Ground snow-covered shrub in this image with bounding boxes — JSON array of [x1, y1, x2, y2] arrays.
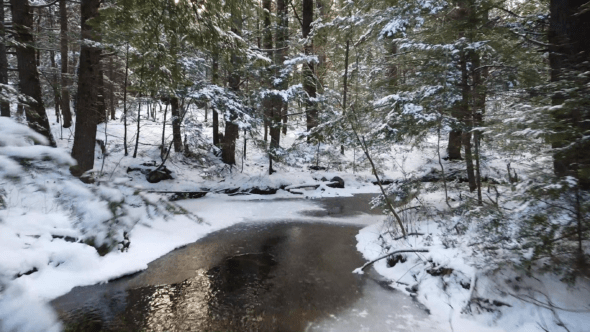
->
[[0, 117, 75, 178], [0, 117, 198, 256]]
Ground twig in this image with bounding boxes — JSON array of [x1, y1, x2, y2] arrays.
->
[[393, 232, 424, 241]]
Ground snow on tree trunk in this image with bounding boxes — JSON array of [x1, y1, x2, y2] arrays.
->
[[302, 0, 317, 136]]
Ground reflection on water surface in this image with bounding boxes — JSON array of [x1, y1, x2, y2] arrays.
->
[[54, 195, 432, 332]]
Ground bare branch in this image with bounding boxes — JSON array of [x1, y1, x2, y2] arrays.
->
[[354, 249, 430, 273]]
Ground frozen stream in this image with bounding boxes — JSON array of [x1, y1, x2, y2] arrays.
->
[[51, 195, 440, 331]]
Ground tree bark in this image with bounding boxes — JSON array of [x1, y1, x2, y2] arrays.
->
[[277, 0, 289, 135], [471, 51, 485, 205], [96, 68, 107, 123], [212, 50, 220, 147], [341, 39, 350, 155], [0, 4, 10, 117], [59, 0, 73, 127], [222, 6, 241, 165], [70, 0, 102, 176], [123, 43, 129, 156], [262, 0, 272, 143], [109, 56, 115, 120], [549, 0, 590, 189], [459, 50, 476, 192], [49, 10, 60, 122], [171, 96, 183, 152], [50, 48, 61, 123], [10, 0, 56, 146], [161, 102, 168, 160], [302, 0, 317, 136], [448, 130, 462, 160]]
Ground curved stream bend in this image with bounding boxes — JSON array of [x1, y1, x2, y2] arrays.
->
[[52, 195, 435, 332]]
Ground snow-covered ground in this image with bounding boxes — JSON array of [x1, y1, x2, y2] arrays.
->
[[1, 105, 589, 331]]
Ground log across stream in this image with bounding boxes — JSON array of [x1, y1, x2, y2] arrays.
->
[[52, 194, 438, 332]]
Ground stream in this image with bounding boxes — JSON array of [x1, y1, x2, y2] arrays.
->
[[51, 194, 437, 331]]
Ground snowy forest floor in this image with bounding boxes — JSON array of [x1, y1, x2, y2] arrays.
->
[[0, 105, 589, 332]]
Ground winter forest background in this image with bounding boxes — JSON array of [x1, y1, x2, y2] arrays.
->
[[0, 0, 590, 331]]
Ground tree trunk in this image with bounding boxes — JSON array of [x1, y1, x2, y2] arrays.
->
[[123, 43, 129, 156], [262, 0, 281, 173], [161, 102, 168, 160], [262, 0, 272, 143], [49, 10, 60, 122], [171, 96, 183, 153], [212, 50, 220, 147], [471, 51, 485, 205], [462, 131, 477, 192], [549, 0, 590, 189], [0, 4, 10, 117], [50, 49, 61, 123], [35, 8, 41, 67], [222, 6, 241, 165], [341, 39, 350, 155], [10, 0, 56, 146], [277, 0, 289, 135], [459, 50, 476, 192], [97, 68, 107, 123], [59, 0, 73, 127], [70, 0, 101, 176], [315, 0, 328, 93], [302, 0, 317, 136], [448, 130, 462, 160], [109, 56, 115, 120], [133, 96, 141, 158]]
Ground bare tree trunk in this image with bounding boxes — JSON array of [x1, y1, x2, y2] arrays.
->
[[549, 0, 590, 189], [262, 0, 281, 173], [302, 0, 317, 136], [97, 68, 107, 123], [277, 0, 289, 135], [262, 0, 272, 143], [459, 50, 476, 192], [10, 0, 56, 146], [212, 50, 220, 147], [70, 0, 102, 176], [133, 96, 141, 158], [471, 51, 485, 205], [109, 56, 115, 120], [448, 130, 462, 160], [50, 48, 61, 122], [222, 6, 241, 165], [59, 0, 73, 127], [171, 96, 183, 152], [161, 102, 168, 160], [35, 8, 41, 67], [123, 43, 129, 156], [0, 4, 10, 117], [341, 39, 350, 155]]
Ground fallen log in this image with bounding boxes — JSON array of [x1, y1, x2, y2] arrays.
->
[[353, 248, 429, 274], [147, 191, 208, 201], [284, 183, 321, 191]]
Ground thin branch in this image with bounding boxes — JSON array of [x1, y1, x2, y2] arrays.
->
[[393, 232, 424, 241], [508, 29, 552, 47], [354, 249, 430, 273], [491, 6, 524, 19], [289, 0, 303, 29]]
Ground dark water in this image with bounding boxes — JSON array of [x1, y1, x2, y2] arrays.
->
[[51, 195, 432, 332]]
